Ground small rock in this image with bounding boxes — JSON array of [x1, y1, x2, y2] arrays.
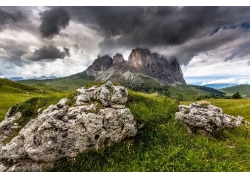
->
[[175, 101, 248, 135]]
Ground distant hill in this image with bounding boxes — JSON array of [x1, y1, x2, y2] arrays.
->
[[20, 71, 226, 101], [221, 84, 250, 98], [19, 73, 95, 91], [0, 78, 42, 94]]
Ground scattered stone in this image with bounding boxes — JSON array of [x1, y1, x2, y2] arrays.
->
[[0, 81, 137, 171], [175, 101, 248, 135]]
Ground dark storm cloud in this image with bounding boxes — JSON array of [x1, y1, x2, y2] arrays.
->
[[23, 45, 70, 61], [66, 7, 250, 47], [0, 8, 25, 30], [39, 7, 70, 39]]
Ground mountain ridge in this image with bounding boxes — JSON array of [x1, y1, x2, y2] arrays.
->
[[84, 47, 186, 85]]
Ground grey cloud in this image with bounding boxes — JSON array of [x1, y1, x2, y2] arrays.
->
[[65, 7, 250, 50], [152, 28, 242, 64], [39, 7, 70, 39], [0, 8, 25, 30], [224, 53, 237, 61], [23, 45, 70, 61], [63, 47, 70, 56], [74, 44, 79, 53], [0, 39, 29, 66], [224, 42, 250, 61]]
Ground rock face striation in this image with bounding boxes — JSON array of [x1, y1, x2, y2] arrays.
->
[[0, 81, 137, 172], [84, 47, 186, 85], [175, 101, 248, 135]]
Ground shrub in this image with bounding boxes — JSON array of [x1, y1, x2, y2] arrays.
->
[[232, 91, 242, 99]]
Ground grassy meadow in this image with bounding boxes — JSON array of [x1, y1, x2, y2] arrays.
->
[[49, 92, 250, 172], [1, 78, 250, 172]]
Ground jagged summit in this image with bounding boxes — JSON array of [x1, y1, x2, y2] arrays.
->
[[84, 47, 186, 85]]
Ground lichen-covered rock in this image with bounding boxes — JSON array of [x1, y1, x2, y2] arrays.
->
[[0, 81, 137, 171], [175, 101, 248, 135]]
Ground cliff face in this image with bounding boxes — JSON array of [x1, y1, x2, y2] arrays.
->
[[85, 55, 113, 77], [124, 47, 186, 84], [84, 47, 186, 85]]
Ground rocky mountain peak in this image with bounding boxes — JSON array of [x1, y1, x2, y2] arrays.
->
[[84, 55, 113, 77], [113, 53, 125, 64], [128, 47, 153, 68], [84, 47, 186, 85]]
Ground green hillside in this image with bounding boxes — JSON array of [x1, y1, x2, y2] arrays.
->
[[221, 84, 250, 98], [107, 74, 225, 101], [0, 78, 47, 121], [19, 73, 95, 91], [19, 72, 228, 101], [0, 78, 42, 94]]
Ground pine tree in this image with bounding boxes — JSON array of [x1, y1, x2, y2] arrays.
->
[[232, 91, 242, 99]]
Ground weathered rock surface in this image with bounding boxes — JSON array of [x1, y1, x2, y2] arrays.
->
[[175, 101, 248, 135], [84, 47, 186, 85], [76, 81, 127, 109], [0, 110, 21, 148], [123, 47, 186, 85], [0, 81, 137, 172]]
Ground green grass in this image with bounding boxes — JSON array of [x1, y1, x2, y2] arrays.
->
[[48, 92, 250, 172], [2, 79, 250, 172], [0, 78, 47, 121], [221, 84, 250, 98], [0, 78, 42, 93]]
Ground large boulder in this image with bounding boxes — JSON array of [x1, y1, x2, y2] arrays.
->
[[175, 101, 248, 135], [0, 81, 137, 172]]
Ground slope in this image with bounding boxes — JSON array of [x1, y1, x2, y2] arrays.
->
[[221, 84, 250, 98], [0, 78, 48, 121], [19, 73, 95, 91], [0, 78, 42, 94]]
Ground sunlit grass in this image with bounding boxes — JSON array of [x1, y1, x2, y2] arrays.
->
[[181, 98, 250, 121], [49, 92, 250, 172], [2, 79, 250, 172]]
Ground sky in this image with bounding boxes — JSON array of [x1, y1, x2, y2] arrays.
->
[[0, 4, 250, 85]]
